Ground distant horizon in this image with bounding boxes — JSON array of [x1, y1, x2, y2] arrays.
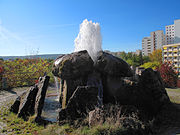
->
[[0, 50, 129, 57], [0, 0, 180, 56]]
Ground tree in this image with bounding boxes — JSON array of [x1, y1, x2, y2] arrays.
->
[[140, 61, 160, 70], [149, 49, 162, 63], [157, 62, 178, 87], [140, 49, 162, 70]]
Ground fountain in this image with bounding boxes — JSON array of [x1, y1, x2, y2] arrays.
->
[[10, 19, 170, 125], [74, 19, 102, 62], [52, 19, 170, 123]]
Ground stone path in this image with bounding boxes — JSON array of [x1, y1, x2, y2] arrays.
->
[[0, 87, 28, 106]]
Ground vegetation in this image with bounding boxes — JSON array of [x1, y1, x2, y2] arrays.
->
[[0, 102, 150, 135], [2, 87, 180, 135], [140, 49, 162, 69], [0, 102, 44, 135], [140, 49, 178, 87], [0, 58, 54, 89], [157, 62, 178, 87], [166, 88, 180, 104], [116, 51, 150, 67]]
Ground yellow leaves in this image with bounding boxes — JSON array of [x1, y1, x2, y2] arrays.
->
[[149, 49, 162, 63]]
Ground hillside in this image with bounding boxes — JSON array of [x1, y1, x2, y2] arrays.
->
[[0, 54, 63, 60]]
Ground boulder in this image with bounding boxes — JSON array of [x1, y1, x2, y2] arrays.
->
[[10, 76, 50, 121], [17, 85, 39, 120], [94, 51, 133, 77], [59, 86, 98, 122], [35, 76, 50, 122], [102, 68, 170, 115], [137, 68, 170, 115], [10, 92, 26, 114], [89, 108, 104, 127], [89, 104, 139, 127], [52, 50, 94, 80]]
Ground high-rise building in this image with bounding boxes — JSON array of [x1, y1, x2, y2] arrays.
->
[[142, 30, 164, 56], [162, 43, 180, 75], [142, 37, 151, 56], [165, 19, 180, 44]]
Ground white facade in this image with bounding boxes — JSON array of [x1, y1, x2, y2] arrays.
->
[[166, 24, 175, 44], [142, 30, 164, 56], [142, 37, 151, 56], [174, 19, 180, 43], [151, 30, 165, 50], [165, 19, 180, 44]]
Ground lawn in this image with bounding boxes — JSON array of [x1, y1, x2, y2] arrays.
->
[[166, 88, 180, 104], [0, 87, 180, 135]]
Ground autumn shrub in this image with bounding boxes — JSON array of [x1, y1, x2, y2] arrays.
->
[[1, 58, 54, 88], [157, 62, 178, 88], [0, 60, 4, 89]]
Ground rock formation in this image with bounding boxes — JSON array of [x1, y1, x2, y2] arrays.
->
[[52, 50, 170, 123], [10, 76, 50, 122]]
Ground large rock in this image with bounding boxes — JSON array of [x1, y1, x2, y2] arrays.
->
[[10, 92, 26, 114], [59, 86, 98, 122], [101, 68, 170, 116], [137, 68, 170, 115], [94, 51, 133, 77], [35, 76, 50, 122], [89, 104, 139, 127], [10, 76, 50, 121], [52, 50, 94, 80], [17, 85, 39, 120]]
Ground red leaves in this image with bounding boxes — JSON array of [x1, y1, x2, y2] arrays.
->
[[157, 62, 178, 87], [1, 58, 53, 88], [0, 66, 3, 74]]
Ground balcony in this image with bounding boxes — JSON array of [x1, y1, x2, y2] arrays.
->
[[168, 54, 173, 57], [174, 64, 178, 68], [168, 49, 173, 52], [173, 49, 178, 52], [174, 59, 178, 62], [163, 50, 167, 52], [174, 53, 178, 56]]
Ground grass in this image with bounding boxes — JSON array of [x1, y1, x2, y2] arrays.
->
[[0, 88, 179, 135], [166, 88, 180, 104], [0, 101, 148, 135], [0, 102, 44, 135]]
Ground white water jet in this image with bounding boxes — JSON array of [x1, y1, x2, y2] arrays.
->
[[74, 19, 102, 62], [54, 76, 60, 101]]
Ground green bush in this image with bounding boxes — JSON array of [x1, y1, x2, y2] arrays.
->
[[1, 58, 54, 88]]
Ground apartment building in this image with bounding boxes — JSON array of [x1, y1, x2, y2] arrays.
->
[[142, 30, 164, 56], [163, 43, 180, 73], [142, 37, 151, 56], [165, 19, 180, 44]]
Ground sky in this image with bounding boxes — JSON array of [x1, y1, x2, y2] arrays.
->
[[0, 0, 180, 56]]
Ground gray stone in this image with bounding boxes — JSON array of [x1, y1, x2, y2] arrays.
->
[[10, 92, 26, 114], [17, 85, 39, 120], [35, 76, 50, 122], [94, 51, 133, 77], [10, 76, 50, 121], [89, 104, 139, 127], [59, 86, 98, 122], [52, 50, 94, 80]]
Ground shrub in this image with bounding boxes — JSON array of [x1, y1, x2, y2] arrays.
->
[[157, 62, 178, 87], [1, 58, 54, 88], [140, 61, 160, 70]]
